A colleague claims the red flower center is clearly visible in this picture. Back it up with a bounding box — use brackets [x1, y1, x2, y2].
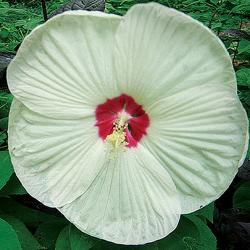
[95, 94, 150, 148]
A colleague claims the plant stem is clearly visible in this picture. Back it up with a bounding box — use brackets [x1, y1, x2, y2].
[41, 0, 48, 22]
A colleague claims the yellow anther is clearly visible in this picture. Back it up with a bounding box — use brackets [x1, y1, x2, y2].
[106, 130, 127, 149]
[105, 112, 129, 156]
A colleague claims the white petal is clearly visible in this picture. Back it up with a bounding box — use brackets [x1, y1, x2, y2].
[8, 98, 106, 207]
[142, 84, 248, 213]
[114, 3, 236, 107]
[59, 145, 181, 245]
[7, 11, 121, 119]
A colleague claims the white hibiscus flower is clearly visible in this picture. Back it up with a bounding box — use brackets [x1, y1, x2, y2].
[7, 2, 248, 245]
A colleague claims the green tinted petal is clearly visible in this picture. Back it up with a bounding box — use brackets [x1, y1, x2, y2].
[143, 84, 248, 213]
[59, 145, 181, 244]
[8, 98, 105, 207]
[114, 3, 236, 107]
[7, 11, 121, 119]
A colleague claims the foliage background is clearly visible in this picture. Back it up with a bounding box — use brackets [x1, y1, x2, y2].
[0, 0, 249, 249]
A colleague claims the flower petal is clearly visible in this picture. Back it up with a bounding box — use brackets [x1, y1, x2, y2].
[7, 11, 121, 119]
[114, 3, 236, 107]
[59, 145, 181, 245]
[8, 98, 106, 207]
[142, 84, 248, 213]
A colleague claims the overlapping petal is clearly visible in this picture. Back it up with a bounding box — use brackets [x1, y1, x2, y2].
[114, 3, 236, 107]
[59, 145, 181, 244]
[113, 3, 248, 213]
[142, 84, 248, 213]
[8, 98, 106, 207]
[7, 11, 122, 119]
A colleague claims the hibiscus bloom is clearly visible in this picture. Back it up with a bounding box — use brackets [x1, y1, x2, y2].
[7, 2, 248, 245]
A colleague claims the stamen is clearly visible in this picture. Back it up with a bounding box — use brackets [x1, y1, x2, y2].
[105, 113, 129, 157]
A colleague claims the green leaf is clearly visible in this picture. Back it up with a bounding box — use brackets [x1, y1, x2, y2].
[0, 92, 13, 117]
[247, 120, 250, 158]
[238, 40, 250, 54]
[211, 21, 222, 30]
[0, 28, 9, 40]
[0, 174, 27, 196]
[139, 242, 158, 250]
[246, 143, 250, 158]
[244, 93, 250, 106]
[233, 181, 250, 211]
[156, 215, 216, 250]
[0, 197, 65, 227]
[55, 225, 71, 250]
[0, 151, 14, 190]
[69, 225, 98, 250]
[231, 2, 250, 14]
[236, 68, 250, 86]
[1, 215, 43, 250]
[0, 117, 8, 130]
[191, 202, 214, 222]
[93, 240, 136, 250]
[0, 131, 7, 145]
[157, 216, 200, 250]
[35, 221, 68, 250]
[0, 218, 22, 250]
[185, 215, 217, 250]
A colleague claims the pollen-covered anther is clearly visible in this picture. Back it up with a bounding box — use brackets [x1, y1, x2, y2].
[105, 115, 129, 152]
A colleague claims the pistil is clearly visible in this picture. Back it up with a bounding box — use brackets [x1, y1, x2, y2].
[106, 112, 129, 151]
